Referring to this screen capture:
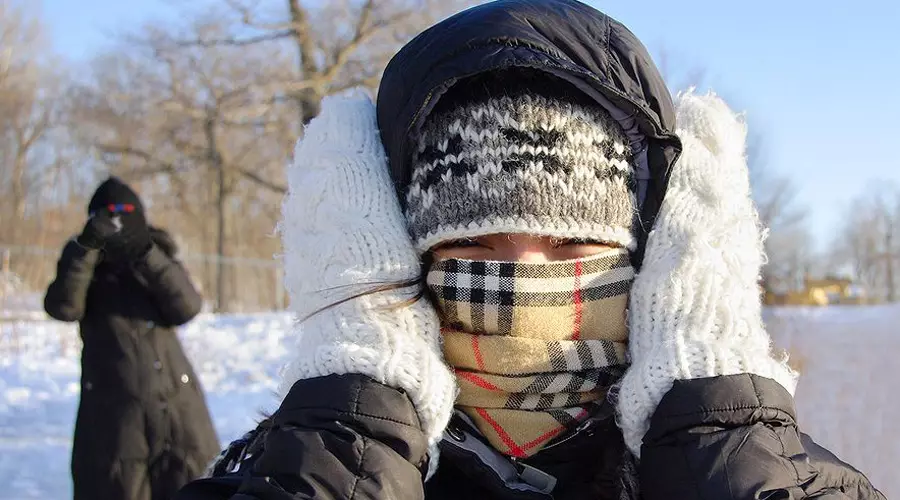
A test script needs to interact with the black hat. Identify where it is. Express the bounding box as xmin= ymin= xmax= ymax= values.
xmin=87 ymin=177 xmax=144 ymax=216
